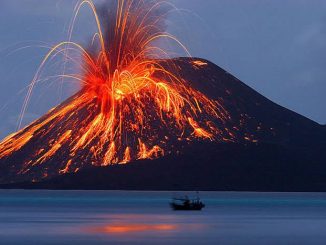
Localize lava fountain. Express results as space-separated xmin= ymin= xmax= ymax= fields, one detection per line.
xmin=0 ymin=0 xmax=236 ymax=182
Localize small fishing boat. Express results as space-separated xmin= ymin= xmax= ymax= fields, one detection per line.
xmin=170 ymin=196 xmax=205 ymax=211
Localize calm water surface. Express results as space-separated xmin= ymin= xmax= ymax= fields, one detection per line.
xmin=0 ymin=190 xmax=326 ymax=244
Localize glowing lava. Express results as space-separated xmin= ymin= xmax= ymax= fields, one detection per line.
xmin=0 ymin=0 xmax=241 ymax=181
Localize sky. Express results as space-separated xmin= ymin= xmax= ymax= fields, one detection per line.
xmin=0 ymin=0 xmax=325 ymax=139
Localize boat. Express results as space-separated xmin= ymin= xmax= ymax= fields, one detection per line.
xmin=170 ymin=196 xmax=205 ymax=210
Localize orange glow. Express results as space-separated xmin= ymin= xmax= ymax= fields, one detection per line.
xmin=34 ymin=130 xmax=72 ymax=165
xmin=121 ymin=147 xmax=131 ymax=164
xmin=188 ymin=117 xmax=213 ymax=140
xmin=92 ymin=224 xmax=177 ymax=233
xmin=59 ymin=159 xmax=73 ymax=174
xmin=0 ymin=0 xmax=240 ymax=180
xmin=192 ymin=60 xmax=208 ymax=67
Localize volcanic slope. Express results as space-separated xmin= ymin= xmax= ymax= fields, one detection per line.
xmin=0 ymin=57 xmax=325 ymax=188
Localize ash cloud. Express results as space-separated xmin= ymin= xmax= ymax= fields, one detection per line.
xmin=88 ymin=0 xmax=172 ymax=71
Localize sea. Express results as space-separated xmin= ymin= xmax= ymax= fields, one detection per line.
xmin=0 ymin=190 xmax=326 ymax=244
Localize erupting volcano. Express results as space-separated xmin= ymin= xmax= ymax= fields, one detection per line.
xmin=1 ymin=0 xmax=325 ymax=189
xmin=0 ymin=0 xmax=242 ymax=183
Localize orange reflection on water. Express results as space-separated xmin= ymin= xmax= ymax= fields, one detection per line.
xmin=92 ymin=223 xmax=177 ymax=233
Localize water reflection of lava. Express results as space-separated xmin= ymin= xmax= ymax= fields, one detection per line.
xmin=86 ymin=213 xmax=206 ymax=235
xmin=91 ymin=223 xmax=177 ymax=233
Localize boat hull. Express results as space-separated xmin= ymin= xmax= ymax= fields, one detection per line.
xmin=170 ymin=202 xmax=205 ymax=211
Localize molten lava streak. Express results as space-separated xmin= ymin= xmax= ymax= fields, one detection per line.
xmin=0 ymin=0 xmax=235 ymax=180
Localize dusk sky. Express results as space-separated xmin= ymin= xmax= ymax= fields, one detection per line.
xmin=0 ymin=0 xmax=325 ymax=139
